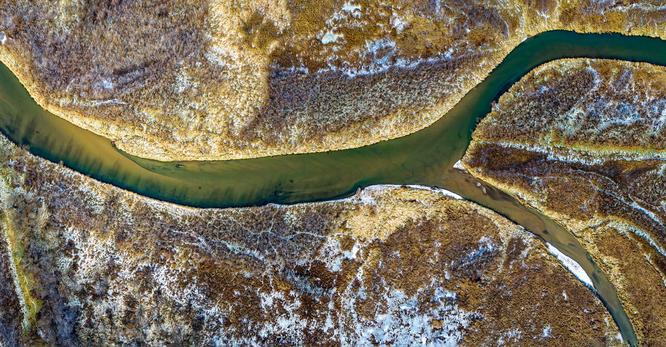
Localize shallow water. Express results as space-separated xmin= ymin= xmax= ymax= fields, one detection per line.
xmin=3 ymin=30 xmax=666 ymax=345
xmin=445 ymin=169 xmax=635 ymax=345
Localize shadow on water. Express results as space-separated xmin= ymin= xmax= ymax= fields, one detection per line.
xmin=2 ymin=30 xmax=665 ymax=345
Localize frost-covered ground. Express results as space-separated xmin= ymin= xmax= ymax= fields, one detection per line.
xmin=0 ymin=134 xmax=620 ymax=345
xmin=546 ymin=243 xmax=594 ymax=289
xmin=0 ymin=1 xmax=664 ymax=161
xmin=464 ymin=58 xmax=666 ymax=345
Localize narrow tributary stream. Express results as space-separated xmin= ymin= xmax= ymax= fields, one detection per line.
xmin=444 ymin=169 xmax=636 ymax=345
xmin=3 ymin=30 xmax=666 ymax=345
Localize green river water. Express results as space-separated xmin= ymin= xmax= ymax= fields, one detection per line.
xmin=3 ymin=30 xmax=666 ymax=345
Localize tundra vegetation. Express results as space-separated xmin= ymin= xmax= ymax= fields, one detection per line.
xmin=463 ymin=59 xmax=666 ymax=346
xmin=0 ymin=134 xmax=622 ymax=345
xmin=0 ymin=1 xmax=664 ymax=345
xmin=0 ymin=0 xmax=664 ymax=160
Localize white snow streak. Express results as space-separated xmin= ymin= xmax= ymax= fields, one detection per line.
xmin=547 ymin=243 xmax=594 ymax=289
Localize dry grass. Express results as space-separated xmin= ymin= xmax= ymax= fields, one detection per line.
xmin=0 ymin=133 xmax=620 ymax=344
xmin=0 ymin=1 xmax=664 ymax=160
xmin=463 ymin=58 xmax=666 ymax=345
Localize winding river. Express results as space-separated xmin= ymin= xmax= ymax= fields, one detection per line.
xmin=3 ymin=30 xmax=666 ymax=345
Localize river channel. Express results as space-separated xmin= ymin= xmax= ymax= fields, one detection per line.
xmin=3 ymin=30 xmax=666 ymax=345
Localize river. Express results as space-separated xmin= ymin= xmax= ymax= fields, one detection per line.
xmin=3 ymin=30 xmax=666 ymax=345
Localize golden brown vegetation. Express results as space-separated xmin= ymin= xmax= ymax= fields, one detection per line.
xmin=0 ymin=1 xmax=664 ymax=160
xmin=463 ymin=58 xmax=666 ymax=345
xmin=0 ymin=134 xmax=620 ymax=345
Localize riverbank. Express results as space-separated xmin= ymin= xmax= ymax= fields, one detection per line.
xmin=0 ymin=1 xmax=664 ymax=161
xmin=463 ymin=58 xmax=666 ymax=345
xmin=0 ymin=31 xmax=664 ymax=344
xmin=0 ymin=131 xmax=623 ymax=344
xmin=1 ymin=32 xmax=665 ymax=210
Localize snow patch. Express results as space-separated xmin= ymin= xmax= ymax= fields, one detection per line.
xmin=616 ymin=3 xmax=666 ymax=11
xmin=390 ymin=14 xmax=408 ymax=33
xmin=630 ymin=201 xmax=664 ymax=228
xmin=0 ymin=32 xmax=6 ymax=45
xmin=659 ymin=163 xmax=666 ymax=177
xmin=453 ymin=160 xmax=466 ymax=171
xmin=174 ymin=70 xmax=195 ymax=94
xmin=204 ymin=44 xmax=238 ymax=68
xmin=355 ymin=184 xmax=463 ymax=201
xmin=256 ymin=291 xmax=306 ymax=340
xmin=454 ymin=236 xmax=498 ymax=269
xmin=615 ymin=332 xmax=624 ymax=344
xmin=586 ymin=64 xmax=603 ymax=88
xmin=483 ymin=140 xmax=666 ymax=166
xmin=317 ymin=40 xmax=456 ymax=78
xmin=433 ymin=0 xmax=442 ymax=15
xmin=341 ymin=2 xmax=362 ymax=17
xmin=317 ymin=237 xmax=361 ymax=272
xmin=616 ymin=222 xmax=666 ymax=258
xmin=596 ymin=102 xmax=642 ymax=131
xmin=321 ymin=31 xmax=343 ymax=44
xmin=343 ymin=286 xmax=480 ymax=345
xmin=547 ymin=243 xmax=594 ymax=289
xmin=100 ymin=78 xmax=113 ymax=90
xmin=497 ymin=328 xmax=522 ymax=345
